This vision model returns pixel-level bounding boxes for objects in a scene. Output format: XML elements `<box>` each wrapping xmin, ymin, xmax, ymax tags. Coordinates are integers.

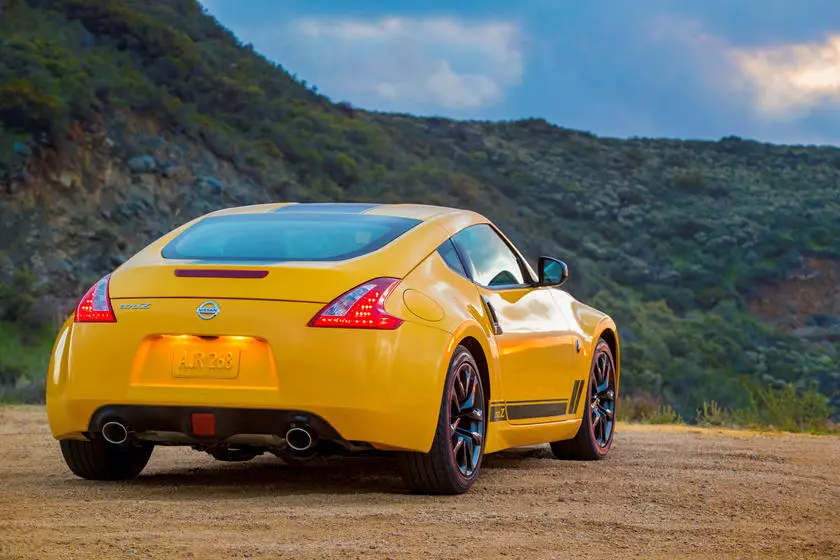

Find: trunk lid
<box><xmin>109</xmin><ymin>261</ymin><xmax>383</xmax><ymax>303</ymax></box>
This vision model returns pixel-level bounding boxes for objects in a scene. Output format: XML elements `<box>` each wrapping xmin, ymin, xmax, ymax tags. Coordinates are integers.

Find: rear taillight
<box><xmin>75</xmin><ymin>274</ymin><xmax>116</xmax><ymax>323</ymax></box>
<box><xmin>308</xmin><ymin>277</ymin><xmax>403</xmax><ymax>330</ymax></box>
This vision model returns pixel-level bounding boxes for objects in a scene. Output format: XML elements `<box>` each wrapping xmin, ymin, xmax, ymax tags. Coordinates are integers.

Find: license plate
<box><xmin>172</xmin><ymin>345</ymin><xmax>241</xmax><ymax>379</ymax></box>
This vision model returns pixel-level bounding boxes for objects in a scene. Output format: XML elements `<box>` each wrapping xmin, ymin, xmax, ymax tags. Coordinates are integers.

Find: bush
<box><xmin>0</xmin><ymin>269</ymin><xmax>42</xmax><ymax>323</ymax></box>
<box><xmin>0</xmin><ymin>78</ymin><xmax>62</xmax><ymax>133</ymax></box>
<box><xmin>748</xmin><ymin>382</ymin><xmax>833</xmax><ymax>433</ymax></box>
<box><xmin>696</xmin><ymin>400</ymin><xmax>727</xmax><ymax>426</ymax></box>
<box><xmin>695</xmin><ymin>385</ymin><xmax>836</xmax><ymax>434</ymax></box>
<box><xmin>0</xmin><ymin>322</ymin><xmax>53</xmax><ymax>404</ymax></box>
<box><xmin>642</xmin><ymin>404</ymin><xmax>684</xmax><ymax>425</ymax></box>
<box><xmin>618</xmin><ymin>393</ymin><xmax>684</xmax><ymax>424</ymax></box>
<box><xmin>617</xmin><ymin>392</ymin><xmax>659</xmax><ymax>422</ymax></box>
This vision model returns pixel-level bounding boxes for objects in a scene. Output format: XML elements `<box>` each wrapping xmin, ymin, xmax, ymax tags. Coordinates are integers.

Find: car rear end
<box><xmin>47</xmin><ymin>205</ymin><xmax>454</xmax><ymax>454</ymax></box>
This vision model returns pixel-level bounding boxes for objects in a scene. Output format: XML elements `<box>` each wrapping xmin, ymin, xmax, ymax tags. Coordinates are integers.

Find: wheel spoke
<box><xmin>603</xmin><ymin>417</ymin><xmax>613</xmax><ymax>442</ymax></box>
<box><xmin>450</xmin><ymin>390</ymin><xmax>460</xmax><ymax>412</ymax></box>
<box><xmin>453</xmin><ymin>435</ymin><xmax>465</xmax><ymax>455</ymax></box>
<box><xmin>591</xmin><ymin>406</ymin><xmax>602</xmax><ymax>428</ymax></box>
<box><xmin>460</xmin><ymin>367</ymin><xmax>476</xmax><ymax>410</ymax></box>
<box><xmin>455</xmin><ymin>371</ymin><xmax>466</xmax><ymax>400</ymax></box>
<box><xmin>464</xmin><ymin>439</ymin><xmax>475</xmax><ymax>471</ymax></box>
<box><xmin>456</xmin><ymin>426</ymin><xmax>482</xmax><ymax>445</ymax></box>
<box><xmin>455</xmin><ymin>407</ymin><xmax>483</xmax><ymax>422</ymax></box>
<box><xmin>597</xmin><ymin>404</ymin><xmax>613</xmax><ymax>420</ymax></box>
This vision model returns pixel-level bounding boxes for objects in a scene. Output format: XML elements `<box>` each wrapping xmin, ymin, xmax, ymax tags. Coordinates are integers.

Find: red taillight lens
<box><xmin>309</xmin><ymin>277</ymin><xmax>403</xmax><ymax>330</ymax></box>
<box><xmin>74</xmin><ymin>274</ymin><xmax>116</xmax><ymax>323</ymax></box>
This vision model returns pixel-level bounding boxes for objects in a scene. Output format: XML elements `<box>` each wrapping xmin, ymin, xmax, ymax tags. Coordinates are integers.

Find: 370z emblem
<box><xmin>196</xmin><ymin>301</ymin><xmax>220</xmax><ymax>320</ymax></box>
<box><xmin>120</xmin><ymin>303</ymin><xmax>150</xmax><ymax>310</ymax></box>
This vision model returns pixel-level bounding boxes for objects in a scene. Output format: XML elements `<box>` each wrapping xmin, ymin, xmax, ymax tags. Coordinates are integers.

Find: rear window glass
<box><xmin>162</xmin><ymin>214</ymin><xmax>420</xmax><ymax>262</ymax></box>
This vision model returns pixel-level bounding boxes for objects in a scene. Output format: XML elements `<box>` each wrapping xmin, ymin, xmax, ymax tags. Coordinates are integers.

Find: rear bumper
<box><xmin>46</xmin><ymin>316</ymin><xmax>453</xmax><ymax>452</ymax></box>
<box><xmin>88</xmin><ymin>404</ymin><xmax>342</xmax><ymax>443</ymax></box>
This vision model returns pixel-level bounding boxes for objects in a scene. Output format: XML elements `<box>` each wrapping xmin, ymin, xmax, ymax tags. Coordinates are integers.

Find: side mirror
<box><xmin>538</xmin><ymin>256</ymin><xmax>568</xmax><ymax>287</ymax></box>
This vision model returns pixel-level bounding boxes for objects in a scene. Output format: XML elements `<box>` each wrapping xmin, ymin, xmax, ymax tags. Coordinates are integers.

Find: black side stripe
<box><xmin>489</xmin><ymin>380</ymin><xmax>588</xmax><ymax>423</ymax></box>
<box><xmin>488</xmin><ymin>399</ymin><xmax>569</xmax><ymax>422</ymax></box>
<box><xmin>569</xmin><ymin>380</ymin><xmax>585</xmax><ymax>414</ymax></box>
<box><xmin>507</xmin><ymin>401</ymin><xmax>568</xmax><ymax>420</ymax></box>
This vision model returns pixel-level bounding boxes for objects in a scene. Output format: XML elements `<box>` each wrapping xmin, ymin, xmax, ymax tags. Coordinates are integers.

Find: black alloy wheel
<box><xmin>590</xmin><ymin>349</ymin><xmax>616</xmax><ymax>449</ymax></box>
<box><xmin>398</xmin><ymin>345</ymin><xmax>486</xmax><ymax>494</ymax></box>
<box><xmin>449</xmin><ymin>358</ymin><xmax>485</xmax><ymax>477</ymax></box>
<box><xmin>550</xmin><ymin>338</ymin><xmax>617</xmax><ymax>460</ymax></box>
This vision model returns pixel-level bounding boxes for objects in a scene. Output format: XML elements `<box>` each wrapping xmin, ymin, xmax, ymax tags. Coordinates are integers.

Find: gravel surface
<box><xmin>1</xmin><ymin>407</ymin><xmax>838</xmax><ymax>559</ymax></box>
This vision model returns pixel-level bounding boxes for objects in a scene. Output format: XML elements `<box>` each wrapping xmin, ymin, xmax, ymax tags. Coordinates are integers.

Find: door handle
<box><xmin>481</xmin><ymin>296</ymin><xmax>503</xmax><ymax>335</ymax></box>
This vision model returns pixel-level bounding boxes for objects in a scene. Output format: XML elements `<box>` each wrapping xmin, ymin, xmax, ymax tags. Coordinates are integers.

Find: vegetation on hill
<box><xmin>0</xmin><ymin>0</ymin><xmax>838</xmax><ymax>427</ymax></box>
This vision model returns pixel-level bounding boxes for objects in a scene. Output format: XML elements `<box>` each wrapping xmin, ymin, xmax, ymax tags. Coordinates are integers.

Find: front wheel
<box><xmin>398</xmin><ymin>345</ymin><xmax>486</xmax><ymax>494</ymax></box>
<box><xmin>551</xmin><ymin>338</ymin><xmax>617</xmax><ymax>460</ymax></box>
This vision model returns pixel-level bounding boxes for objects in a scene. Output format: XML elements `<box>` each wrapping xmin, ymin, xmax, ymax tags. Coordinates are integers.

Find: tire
<box><xmin>398</xmin><ymin>345</ymin><xmax>486</xmax><ymax>494</ymax></box>
<box><xmin>60</xmin><ymin>438</ymin><xmax>154</xmax><ymax>480</ymax></box>
<box><xmin>551</xmin><ymin>338</ymin><xmax>617</xmax><ymax>460</ymax></box>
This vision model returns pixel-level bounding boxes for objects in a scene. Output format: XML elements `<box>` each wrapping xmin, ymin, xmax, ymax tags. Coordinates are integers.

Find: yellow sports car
<box><xmin>48</xmin><ymin>203</ymin><xmax>619</xmax><ymax>494</ymax></box>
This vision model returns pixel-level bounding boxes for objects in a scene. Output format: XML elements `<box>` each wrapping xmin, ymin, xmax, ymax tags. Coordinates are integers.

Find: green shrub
<box><xmin>748</xmin><ymin>382</ymin><xmax>833</xmax><ymax>433</ymax></box>
<box><xmin>642</xmin><ymin>404</ymin><xmax>684</xmax><ymax>425</ymax></box>
<box><xmin>0</xmin><ymin>78</ymin><xmax>62</xmax><ymax>133</ymax></box>
<box><xmin>0</xmin><ymin>269</ymin><xmax>42</xmax><ymax>323</ymax></box>
<box><xmin>617</xmin><ymin>392</ymin><xmax>659</xmax><ymax>422</ymax></box>
<box><xmin>696</xmin><ymin>400</ymin><xmax>727</xmax><ymax>426</ymax></box>
<box><xmin>694</xmin><ymin>385</ymin><xmax>835</xmax><ymax>434</ymax></box>
<box><xmin>0</xmin><ymin>322</ymin><xmax>53</xmax><ymax>404</ymax></box>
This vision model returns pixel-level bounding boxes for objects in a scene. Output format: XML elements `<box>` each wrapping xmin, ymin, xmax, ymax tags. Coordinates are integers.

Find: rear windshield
<box><xmin>162</xmin><ymin>213</ymin><xmax>420</xmax><ymax>262</ymax></box>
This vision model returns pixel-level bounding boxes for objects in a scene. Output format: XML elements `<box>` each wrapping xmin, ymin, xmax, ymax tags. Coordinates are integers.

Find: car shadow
<box><xmin>481</xmin><ymin>444</ymin><xmax>553</xmax><ymax>469</ymax></box>
<box><xmin>58</xmin><ymin>445</ymin><xmax>556</xmax><ymax>497</ymax></box>
<box><xmin>127</xmin><ymin>455</ymin><xmax>408</xmax><ymax>497</ymax></box>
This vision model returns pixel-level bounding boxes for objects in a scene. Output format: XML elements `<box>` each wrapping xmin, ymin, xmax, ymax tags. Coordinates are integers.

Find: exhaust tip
<box><xmin>102</xmin><ymin>421</ymin><xmax>129</xmax><ymax>445</ymax></box>
<box><xmin>285</xmin><ymin>427</ymin><xmax>314</xmax><ymax>452</ymax></box>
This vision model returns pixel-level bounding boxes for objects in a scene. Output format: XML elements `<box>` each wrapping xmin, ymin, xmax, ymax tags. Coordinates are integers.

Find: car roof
<box><xmin>209</xmin><ymin>202</ymin><xmax>479</xmax><ymax>223</ymax></box>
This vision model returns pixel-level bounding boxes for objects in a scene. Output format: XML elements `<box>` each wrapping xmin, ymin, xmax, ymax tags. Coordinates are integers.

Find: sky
<box><xmin>199</xmin><ymin>0</ymin><xmax>840</xmax><ymax>145</ymax></box>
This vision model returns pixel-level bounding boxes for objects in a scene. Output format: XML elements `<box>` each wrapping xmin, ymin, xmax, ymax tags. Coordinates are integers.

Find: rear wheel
<box><xmin>60</xmin><ymin>438</ymin><xmax>154</xmax><ymax>480</ymax></box>
<box><xmin>398</xmin><ymin>345</ymin><xmax>486</xmax><ymax>494</ymax></box>
<box><xmin>550</xmin><ymin>339</ymin><xmax>616</xmax><ymax>460</ymax></box>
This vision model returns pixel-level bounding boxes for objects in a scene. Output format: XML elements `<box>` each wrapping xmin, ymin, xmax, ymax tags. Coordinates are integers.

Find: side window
<box><xmin>452</xmin><ymin>224</ymin><xmax>526</xmax><ymax>288</ymax></box>
<box><xmin>437</xmin><ymin>239</ymin><xmax>469</xmax><ymax>278</ymax></box>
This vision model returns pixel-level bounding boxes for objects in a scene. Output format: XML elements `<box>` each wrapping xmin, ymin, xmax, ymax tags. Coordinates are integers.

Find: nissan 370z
<box><xmin>47</xmin><ymin>203</ymin><xmax>619</xmax><ymax>494</ymax></box>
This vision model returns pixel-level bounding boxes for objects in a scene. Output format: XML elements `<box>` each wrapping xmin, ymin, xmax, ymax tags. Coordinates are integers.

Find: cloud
<box><xmin>646</xmin><ymin>15</ymin><xmax>840</xmax><ymax>130</ymax></box>
<box><xmin>287</xmin><ymin>17</ymin><xmax>523</xmax><ymax>111</ymax></box>
<box><xmin>730</xmin><ymin>35</ymin><xmax>840</xmax><ymax>118</ymax></box>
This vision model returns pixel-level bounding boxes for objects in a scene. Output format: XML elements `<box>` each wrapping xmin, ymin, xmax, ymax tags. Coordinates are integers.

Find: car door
<box><xmin>451</xmin><ymin>224</ymin><xmax>579</xmax><ymax>425</ymax></box>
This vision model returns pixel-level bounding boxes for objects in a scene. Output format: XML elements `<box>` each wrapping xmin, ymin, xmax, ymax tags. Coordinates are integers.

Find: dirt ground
<box><xmin>0</xmin><ymin>407</ymin><xmax>838</xmax><ymax>559</ymax></box>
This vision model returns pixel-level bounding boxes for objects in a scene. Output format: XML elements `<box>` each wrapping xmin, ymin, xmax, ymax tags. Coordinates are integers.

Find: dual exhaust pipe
<box><xmin>100</xmin><ymin>419</ymin><xmax>317</xmax><ymax>452</ymax></box>
<box><xmin>101</xmin><ymin>421</ymin><xmax>132</xmax><ymax>445</ymax></box>
<box><xmin>285</xmin><ymin>426</ymin><xmax>315</xmax><ymax>452</ymax></box>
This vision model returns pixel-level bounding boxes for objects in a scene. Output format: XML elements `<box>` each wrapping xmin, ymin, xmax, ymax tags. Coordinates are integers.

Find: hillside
<box><xmin>1</xmin><ymin>0</ymin><xmax>839</xmax><ymax>421</ymax></box>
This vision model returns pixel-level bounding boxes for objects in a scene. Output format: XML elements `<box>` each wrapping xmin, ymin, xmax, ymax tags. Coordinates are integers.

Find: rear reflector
<box><xmin>309</xmin><ymin>277</ymin><xmax>403</xmax><ymax>330</ymax></box>
<box><xmin>191</xmin><ymin>412</ymin><xmax>216</xmax><ymax>437</ymax></box>
<box><xmin>75</xmin><ymin>275</ymin><xmax>116</xmax><ymax>323</ymax></box>
<box><xmin>174</xmin><ymin>269</ymin><xmax>269</xmax><ymax>279</ymax></box>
